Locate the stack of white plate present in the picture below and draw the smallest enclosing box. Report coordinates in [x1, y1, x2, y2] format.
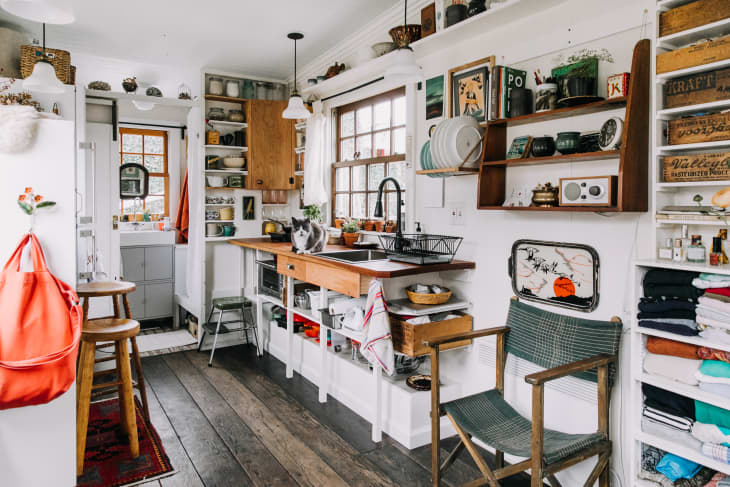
[429, 116, 484, 170]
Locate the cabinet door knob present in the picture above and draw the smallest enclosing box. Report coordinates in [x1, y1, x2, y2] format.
[256, 179, 263, 185]
[289, 177, 294, 185]
[287, 264, 294, 270]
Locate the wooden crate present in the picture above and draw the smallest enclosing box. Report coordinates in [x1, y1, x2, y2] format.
[659, 0, 730, 38]
[667, 112, 730, 145]
[663, 152, 730, 182]
[389, 311, 472, 358]
[664, 67, 730, 108]
[657, 34, 730, 74]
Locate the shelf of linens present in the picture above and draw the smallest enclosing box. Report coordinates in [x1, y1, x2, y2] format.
[635, 259, 730, 277]
[639, 372, 730, 412]
[636, 328, 730, 355]
[637, 431, 730, 476]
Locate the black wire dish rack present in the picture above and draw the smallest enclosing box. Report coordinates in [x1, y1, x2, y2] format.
[377, 234, 463, 265]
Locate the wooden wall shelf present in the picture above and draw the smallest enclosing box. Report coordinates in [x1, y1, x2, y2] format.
[415, 166, 479, 176]
[204, 94, 250, 104]
[477, 39, 649, 212]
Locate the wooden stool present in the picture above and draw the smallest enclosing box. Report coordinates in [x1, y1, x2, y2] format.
[77, 281, 150, 422]
[76, 318, 140, 476]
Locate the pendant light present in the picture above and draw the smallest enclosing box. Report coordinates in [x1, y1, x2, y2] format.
[384, 0, 424, 84]
[23, 23, 65, 93]
[0, 0, 74, 24]
[282, 32, 311, 120]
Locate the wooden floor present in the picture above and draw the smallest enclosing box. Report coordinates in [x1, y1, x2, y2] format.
[138, 345, 533, 487]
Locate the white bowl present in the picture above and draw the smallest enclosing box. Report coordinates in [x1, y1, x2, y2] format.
[223, 157, 245, 168]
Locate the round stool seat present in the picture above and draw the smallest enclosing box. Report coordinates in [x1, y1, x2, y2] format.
[82, 318, 140, 342]
[77, 281, 136, 297]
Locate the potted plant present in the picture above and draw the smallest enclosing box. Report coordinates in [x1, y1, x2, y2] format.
[303, 204, 323, 223]
[384, 220, 396, 233]
[363, 219, 375, 232]
[374, 220, 385, 232]
[341, 221, 360, 248]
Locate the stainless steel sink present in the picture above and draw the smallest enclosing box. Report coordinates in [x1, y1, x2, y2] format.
[315, 249, 388, 263]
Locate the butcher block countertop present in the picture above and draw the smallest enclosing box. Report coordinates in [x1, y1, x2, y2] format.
[227, 238, 475, 278]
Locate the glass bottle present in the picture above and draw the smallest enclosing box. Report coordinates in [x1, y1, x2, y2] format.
[680, 224, 691, 251]
[672, 238, 684, 262]
[711, 237, 724, 266]
[687, 235, 706, 264]
[658, 238, 673, 260]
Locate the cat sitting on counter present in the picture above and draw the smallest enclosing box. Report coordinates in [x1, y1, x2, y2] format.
[291, 217, 327, 255]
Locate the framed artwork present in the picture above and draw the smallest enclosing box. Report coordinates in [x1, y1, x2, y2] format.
[448, 55, 495, 121]
[421, 3, 436, 38]
[506, 136, 533, 159]
[242, 196, 255, 220]
[425, 75, 444, 120]
[508, 239, 600, 312]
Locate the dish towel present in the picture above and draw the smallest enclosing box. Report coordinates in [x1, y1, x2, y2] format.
[692, 422, 730, 445]
[360, 279, 394, 376]
[175, 170, 190, 243]
[644, 352, 701, 385]
[700, 328, 730, 345]
[702, 443, 730, 464]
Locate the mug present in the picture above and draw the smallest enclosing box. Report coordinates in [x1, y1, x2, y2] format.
[219, 206, 234, 220]
[206, 222, 222, 237]
[221, 133, 234, 146]
[222, 224, 236, 237]
[207, 175, 228, 187]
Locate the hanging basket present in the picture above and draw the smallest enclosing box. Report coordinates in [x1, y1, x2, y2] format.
[0, 105, 39, 153]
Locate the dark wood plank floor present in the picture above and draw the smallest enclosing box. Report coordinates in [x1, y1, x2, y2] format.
[139, 345, 533, 487]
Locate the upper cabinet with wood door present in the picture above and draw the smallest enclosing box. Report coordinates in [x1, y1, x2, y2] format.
[247, 100, 296, 190]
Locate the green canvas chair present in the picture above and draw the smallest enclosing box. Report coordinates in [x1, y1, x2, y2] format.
[425, 297, 622, 487]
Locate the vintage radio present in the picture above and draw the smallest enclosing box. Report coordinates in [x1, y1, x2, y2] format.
[559, 176, 617, 207]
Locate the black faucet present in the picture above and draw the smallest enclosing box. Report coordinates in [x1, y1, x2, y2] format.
[373, 177, 403, 239]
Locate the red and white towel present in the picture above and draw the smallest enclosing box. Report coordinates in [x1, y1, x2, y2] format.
[360, 279, 394, 376]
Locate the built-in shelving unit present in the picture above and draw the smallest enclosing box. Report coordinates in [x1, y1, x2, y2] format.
[85, 89, 195, 108]
[204, 144, 248, 151]
[476, 39, 649, 212]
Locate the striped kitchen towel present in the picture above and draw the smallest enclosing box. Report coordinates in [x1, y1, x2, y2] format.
[643, 405, 694, 432]
[360, 279, 394, 376]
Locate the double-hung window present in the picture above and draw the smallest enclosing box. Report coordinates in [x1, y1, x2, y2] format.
[119, 128, 169, 216]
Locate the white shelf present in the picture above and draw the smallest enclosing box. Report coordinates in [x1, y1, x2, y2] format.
[205, 236, 234, 242]
[205, 219, 234, 223]
[656, 0, 695, 9]
[657, 58, 730, 81]
[635, 326, 730, 354]
[205, 145, 248, 151]
[634, 257, 730, 275]
[637, 431, 730, 476]
[260, 294, 284, 308]
[658, 140, 730, 152]
[639, 372, 730, 411]
[205, 203, 235, 206]
[657, 99, 730, 118]
[658, 18, 730, 49]
[85, 89, 195, 108]
[261, 203, 289, 207]
[207, 120, 247, 128]
[656, 180, 730, 188]
[656, 218, 728, 226]
[204, 169, 248, 174]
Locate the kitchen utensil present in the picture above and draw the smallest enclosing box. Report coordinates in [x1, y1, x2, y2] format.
[394, 355, 426, 375]
[263, 220, 280, 235]
[234, 130, 246, 147]
[406, 285, 452, 305]
[378, 234, 463, 265]
[448, 116, 483, 166]
[508, 87, 533, 117]
[221, 133, 234, 146]
[406, 375, 431, 391]
[243, 79, 255, 99]
[218, 207, 234, 220]
[531, 136, 555, 157]
[206, 222, 222, 237]
[222, 224, 236, 237]
[205, 210, 220, 220]
[388, 25, 421, 47]
[294, 293, 310, 310]
[206, 175, 228, 187]
[222, 156, 245, 169]
[467, 0, 489, 17]
[535, 83, 558, 112]
[555, 131, 581, 154]
[578, 131, 601, 153]
[371, 41, 396, 57]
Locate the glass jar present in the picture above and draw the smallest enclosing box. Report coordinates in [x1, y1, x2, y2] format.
[243, 79, 255, 99]
[226, 80, 240, 98]
[177, 83, 192, 100]
[207, 107, 225, 121]
[228, 109, 245, 123]
[208, 77, 223, 95]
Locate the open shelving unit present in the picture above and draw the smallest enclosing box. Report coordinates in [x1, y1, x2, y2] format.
[476, 39, 650, 212]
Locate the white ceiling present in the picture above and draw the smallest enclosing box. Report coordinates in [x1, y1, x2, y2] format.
[0, 0, 399, 80]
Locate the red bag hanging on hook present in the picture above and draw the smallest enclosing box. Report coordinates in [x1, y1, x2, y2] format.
[0, 233, 82, 410]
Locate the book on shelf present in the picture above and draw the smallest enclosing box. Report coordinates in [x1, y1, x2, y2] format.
[488, 66, 527, 120]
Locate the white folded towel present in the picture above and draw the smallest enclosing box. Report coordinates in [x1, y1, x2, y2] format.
[360, 280, 394, 376]
[643, 352, 701, 386]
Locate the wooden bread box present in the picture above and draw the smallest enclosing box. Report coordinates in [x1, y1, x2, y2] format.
[664, 67, 730, 109]
[659, 0, 730, 38]
[667, 112, 730, 145]
[657, 35, 730, 74]
[389, 311, 473, 357]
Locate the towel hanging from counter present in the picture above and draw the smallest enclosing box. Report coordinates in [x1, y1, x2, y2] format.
[360, 279, 394, 376]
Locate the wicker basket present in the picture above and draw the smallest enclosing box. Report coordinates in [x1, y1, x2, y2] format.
[406, 288, 452, 305]
[20, 45, 71, 83]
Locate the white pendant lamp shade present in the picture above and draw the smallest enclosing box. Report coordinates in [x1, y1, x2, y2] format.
[0, 0, 74, 24]
[385, 47, 424, 84]
[282, 94, 310, 119]
[23, 59, 64, 93]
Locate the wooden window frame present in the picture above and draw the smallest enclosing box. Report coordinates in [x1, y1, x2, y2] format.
[119, 128, 170, 216]
[332, 88, 406, 223]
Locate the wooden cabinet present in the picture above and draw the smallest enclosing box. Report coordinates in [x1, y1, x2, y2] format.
[247, 100, 296, 190]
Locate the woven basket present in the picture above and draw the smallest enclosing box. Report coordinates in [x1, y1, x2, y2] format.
[406, 289, 452, 305]
[20, 45, 71, 83]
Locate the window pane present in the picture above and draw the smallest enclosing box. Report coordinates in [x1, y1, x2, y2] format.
[145, 155, 164, 173]
[340, 138, 354, 161]
[356, 107, 372, 134]
[122, 134, 142, 153]
[340, 111, 354, 137]
[351, 193, 366, 219]
[145, 195, 165, 214]
[393, 127, 406, 155]
[368, 193, 378, 219]
[144, 135, 164, 155]
[335, 167, 349, 191]
[387, 192, 404, 222]
[352, 165, 366, 191]
[121, 202, 135, 215]
[373, 101, 390, 130]
[335, 194, 349, 217]
[149, 176, 165, 195]
[374, 131, 390, 157]
[388, 161, 407, 190]
[122, 153, 142, 165]
[368, 163, 385, 191]
[356, 135, 372, 159]
[393, 97, 406, 126]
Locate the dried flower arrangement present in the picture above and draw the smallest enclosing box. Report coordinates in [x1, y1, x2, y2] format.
[554, 48, 614, 68]
[0, 74, 42, 112]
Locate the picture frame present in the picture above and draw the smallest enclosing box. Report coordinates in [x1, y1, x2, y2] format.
[508, 239, 600, 312]
[448, 55, 495, 121]
[425, 75, 444, 120]
[506, 136, 532, 159]
[421, 3, 436, 38]
[242, 196, 255, 220]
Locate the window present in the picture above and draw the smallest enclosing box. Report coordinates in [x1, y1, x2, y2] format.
[119, 128, 169, 216]
[333, 88, 407, 223]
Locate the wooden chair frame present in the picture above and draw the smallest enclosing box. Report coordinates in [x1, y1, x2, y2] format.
[425, 302, 620, 487]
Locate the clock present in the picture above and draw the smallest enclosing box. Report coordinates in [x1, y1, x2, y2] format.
[599, 116, 624, 151]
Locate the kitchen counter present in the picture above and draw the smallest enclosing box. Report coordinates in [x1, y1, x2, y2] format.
[227, 238, 475, 278]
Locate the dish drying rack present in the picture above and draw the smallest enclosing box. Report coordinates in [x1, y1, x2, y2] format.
[378, 234, 463, 265]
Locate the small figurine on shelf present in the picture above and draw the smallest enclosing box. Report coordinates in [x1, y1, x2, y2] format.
[122, 77, 138, 93]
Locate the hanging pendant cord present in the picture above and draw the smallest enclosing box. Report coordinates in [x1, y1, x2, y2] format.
[42, 23, 46, 55]
[294, 38, 297, 91]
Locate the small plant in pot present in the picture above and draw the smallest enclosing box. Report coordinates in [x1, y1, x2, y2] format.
[363, 220, 375, 232]
[384, 220, 396, 233]
[341, 221, 360, 248]
[374, 220, 385, 232]
[302, 204, 323, 223]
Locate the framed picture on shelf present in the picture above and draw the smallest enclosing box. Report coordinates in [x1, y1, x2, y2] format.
[242, 196, 255, 220]
[421, 3, 436, 38]
[506, 136, 533, 159]
[426, 75, 444, 120]
[448, 55, 495, 121]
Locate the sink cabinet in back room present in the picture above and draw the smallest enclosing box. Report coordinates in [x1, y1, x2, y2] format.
[247, 100, 297, 190]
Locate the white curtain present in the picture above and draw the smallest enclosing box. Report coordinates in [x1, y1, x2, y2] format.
[302, 100, 328, 208]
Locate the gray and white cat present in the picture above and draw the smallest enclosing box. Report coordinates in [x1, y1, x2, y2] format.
[291, 217, 327, 254]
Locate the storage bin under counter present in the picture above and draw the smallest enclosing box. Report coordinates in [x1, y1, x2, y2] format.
[389, 311, 473, 358]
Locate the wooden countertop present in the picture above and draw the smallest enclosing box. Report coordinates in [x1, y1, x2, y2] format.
[227, 238, 475, 278]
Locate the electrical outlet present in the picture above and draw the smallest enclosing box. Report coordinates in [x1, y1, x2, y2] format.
[449, 205, 464, 226]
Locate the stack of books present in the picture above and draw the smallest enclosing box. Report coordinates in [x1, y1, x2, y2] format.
[489, 66, 527, 120]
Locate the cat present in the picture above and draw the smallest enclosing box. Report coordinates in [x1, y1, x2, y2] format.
[291, 217, 327, 254]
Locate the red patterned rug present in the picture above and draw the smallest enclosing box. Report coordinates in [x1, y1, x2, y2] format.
[77, 397, 174, 487]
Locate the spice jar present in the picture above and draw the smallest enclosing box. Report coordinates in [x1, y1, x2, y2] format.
[228, 109, 245, 123]
[226, 80, 240, 98]
[208, 77, 223, 95]
[207, 107, 225, 121]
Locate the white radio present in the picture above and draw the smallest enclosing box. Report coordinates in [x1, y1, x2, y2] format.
[559, 176, 617, 207]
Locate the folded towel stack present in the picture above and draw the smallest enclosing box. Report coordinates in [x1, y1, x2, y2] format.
[697, 290, 730, 344]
